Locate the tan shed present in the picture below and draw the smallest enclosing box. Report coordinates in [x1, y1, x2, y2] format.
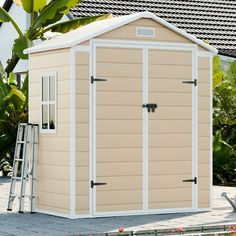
[26, 12, 217, 218]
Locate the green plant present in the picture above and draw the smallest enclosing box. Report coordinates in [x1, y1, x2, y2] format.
[213, 131, 236, 185]
[0, 62, 28, 176]
[0, 0, 111, 75]
[213, 56, 236, 185]
[0, 1, 111, 175]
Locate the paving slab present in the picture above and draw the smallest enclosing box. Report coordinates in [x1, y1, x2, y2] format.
[1, 176, 236, 235]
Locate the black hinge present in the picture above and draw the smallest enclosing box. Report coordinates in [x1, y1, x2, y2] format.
[182, 177, 197, 184]
[182, 79, 197, 86]
[91, 181, 107, 188]
[91, 76, 107, 84]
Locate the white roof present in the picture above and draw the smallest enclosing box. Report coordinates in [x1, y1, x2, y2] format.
[25, 12, 218, 54]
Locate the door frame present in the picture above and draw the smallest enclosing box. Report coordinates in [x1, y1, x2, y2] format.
[89, 39, 198, 217]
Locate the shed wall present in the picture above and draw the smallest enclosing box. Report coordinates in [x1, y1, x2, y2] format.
[29, 48, 71, 214]
[98, 18, 192, 44]
[75, 51, 90, 215]
[198, 57, 211, 208]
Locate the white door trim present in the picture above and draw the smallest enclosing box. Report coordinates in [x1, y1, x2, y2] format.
[90, 40, 198, 217]
[91, 42, 97, 216]
[192, 45, 198, 209]
[143, 47, 149, 211]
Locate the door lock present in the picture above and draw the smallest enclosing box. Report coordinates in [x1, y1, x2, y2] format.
[142, 103, 158, 113]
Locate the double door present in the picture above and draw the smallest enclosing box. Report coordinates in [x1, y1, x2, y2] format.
[91, 43, 196, 216]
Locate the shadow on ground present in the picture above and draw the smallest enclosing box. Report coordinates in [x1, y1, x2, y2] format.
[0, 176, 11, 185]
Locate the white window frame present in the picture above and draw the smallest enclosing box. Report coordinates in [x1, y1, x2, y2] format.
[40, 71, 57, 134]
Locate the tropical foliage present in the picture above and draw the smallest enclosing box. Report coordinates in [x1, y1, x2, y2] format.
[213, 56, 236, 185]
[0, 0, 111, 74]
[0, 62, 28, 176]
[0, 0, 110, 176]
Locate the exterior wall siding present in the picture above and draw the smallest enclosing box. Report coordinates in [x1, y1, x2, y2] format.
[75, 51, 90, 215]
[29, 49, 71, 214]
[98, 19, 192, 44]
[197, 57, 211, 208]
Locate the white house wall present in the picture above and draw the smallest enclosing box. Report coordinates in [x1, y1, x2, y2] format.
[0, 3, 28, 73]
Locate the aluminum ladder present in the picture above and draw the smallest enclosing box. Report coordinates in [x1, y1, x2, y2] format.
[7, 123, 39, 213]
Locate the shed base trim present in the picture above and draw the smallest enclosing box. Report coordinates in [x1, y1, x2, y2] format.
[36, 208, 211, 219]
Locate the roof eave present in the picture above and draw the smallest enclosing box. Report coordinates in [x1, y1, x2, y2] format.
[25, 12, 218, 54]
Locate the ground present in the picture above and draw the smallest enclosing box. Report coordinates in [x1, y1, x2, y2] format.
[1, 176, 236, 235]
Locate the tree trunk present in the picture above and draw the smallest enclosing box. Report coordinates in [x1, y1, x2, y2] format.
[5, 53, 19, 77]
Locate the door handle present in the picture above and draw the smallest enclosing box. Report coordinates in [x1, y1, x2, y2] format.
[91, 181, 107, 188]
[182, 177, 197, 184]
[142, 103, 158, 113]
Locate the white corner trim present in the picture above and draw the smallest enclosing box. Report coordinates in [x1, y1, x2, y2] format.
[209, 55, 213, 209]
[69, 47, 77, 218]
[89, 41, 93, 217]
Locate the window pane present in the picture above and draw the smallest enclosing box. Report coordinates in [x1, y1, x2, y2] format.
[42, 76, 48, 101]
[42, 105, 48, 129]
[49, 104, 55, 130]
[49, 76, 55, 101]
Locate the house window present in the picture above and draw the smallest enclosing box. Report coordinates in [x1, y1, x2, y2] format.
[41, 72, 57, 133]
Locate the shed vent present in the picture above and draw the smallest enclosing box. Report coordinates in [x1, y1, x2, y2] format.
[136, 27, 155, 37]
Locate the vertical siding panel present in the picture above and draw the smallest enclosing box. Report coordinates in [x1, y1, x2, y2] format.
[198, 56, 211, 208]
[76, 51, 90, 215]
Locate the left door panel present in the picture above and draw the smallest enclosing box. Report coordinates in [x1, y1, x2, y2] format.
[93, 46, 143, 214]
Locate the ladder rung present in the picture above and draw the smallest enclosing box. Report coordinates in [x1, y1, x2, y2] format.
[9, 194, 34, 199]
[11, 177, 21, 180]
[17, 141, 30, 144]
[25, 195, 35, 198]
[17, 141, 25, 144]
[14, 158, 23, 161]
[11, 176, 29, 180]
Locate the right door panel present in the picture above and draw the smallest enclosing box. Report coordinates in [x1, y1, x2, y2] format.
[148, 49, 194, 210]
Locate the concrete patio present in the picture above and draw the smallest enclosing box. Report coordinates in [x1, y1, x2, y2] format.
[1, 176, 236, 236]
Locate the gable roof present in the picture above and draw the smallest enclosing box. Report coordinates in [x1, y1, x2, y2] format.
[26, 12, 217, 54]
[70, 0, 236, 57]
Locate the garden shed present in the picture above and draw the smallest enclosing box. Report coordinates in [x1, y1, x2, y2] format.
[26, 12, 217, 219]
